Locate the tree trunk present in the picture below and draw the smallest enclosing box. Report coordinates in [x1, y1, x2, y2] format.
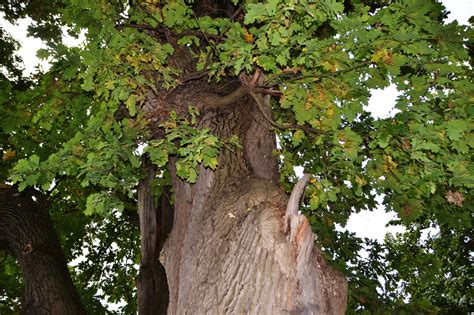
[137, 161, 173, 314]
[0, 186, 85, 315]
[141, 78, 348, 314]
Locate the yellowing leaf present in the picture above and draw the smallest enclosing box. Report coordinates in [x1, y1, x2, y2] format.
[104, 80, 116, 90]
[326, 106, 335, 117]
[2, 150, 16, 161]
[321, 60, 337, 72]
[243, 28, 254, 43]
[371, 48, 393, 64]
[355, 175, 366, 187]
[126, 94, 137, 116]
[445, 190, 464, 207]
[383, 155, 398, 173]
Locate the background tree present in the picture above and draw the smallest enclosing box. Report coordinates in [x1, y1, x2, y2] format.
[1, 0, 472, 313]
[0, 185, 85, 314]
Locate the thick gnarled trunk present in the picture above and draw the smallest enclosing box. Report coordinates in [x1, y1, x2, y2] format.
[139, 79, 347, 313]
[163, 176, 347, 314]
[0, 186, 85, 314]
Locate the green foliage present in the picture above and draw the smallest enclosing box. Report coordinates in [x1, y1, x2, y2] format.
[0, 27, 23, 79]
[70, 210, 140, 314]
[146, 109, 221, 183]
[0, 0, 472, 313]
[383, 225, 473, 313]
[0, 253, 22, 314]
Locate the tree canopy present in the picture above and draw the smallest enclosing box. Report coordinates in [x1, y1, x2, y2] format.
[0, 0, 472, 313]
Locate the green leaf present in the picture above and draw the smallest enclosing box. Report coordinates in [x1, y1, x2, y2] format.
[126, 94, 137, 116]
[118, 89, 130, 101]
[187, 167, 197, 183]
[30, 155, 40, 166]
[445, 120, 469, 141]
[244, 3, 266, 24]
[203, 156, 218, 170]
[36, 48, 50, 60]
[146, 147, 169, 167]
[85, 193, 101, 216]
[81, 77, 95, 91]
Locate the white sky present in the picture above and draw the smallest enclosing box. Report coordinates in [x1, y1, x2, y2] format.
[0, 1, 472, 244]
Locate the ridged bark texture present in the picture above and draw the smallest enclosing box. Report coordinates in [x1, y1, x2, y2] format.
[0, 186, 85, 315]
[149, 84, 348, 314]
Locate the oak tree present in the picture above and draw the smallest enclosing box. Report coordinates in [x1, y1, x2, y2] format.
[1, 0, 472, 313]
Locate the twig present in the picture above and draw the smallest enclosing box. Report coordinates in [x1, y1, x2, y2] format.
[192, 12, 218, 56]
[253, 87, 283, 96]
[230, 6, 243, 20]
[158, 5, 172, 44]
[263, 60, 370, 86]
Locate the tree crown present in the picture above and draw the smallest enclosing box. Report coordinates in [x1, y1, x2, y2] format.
[1, 0, 472, 313]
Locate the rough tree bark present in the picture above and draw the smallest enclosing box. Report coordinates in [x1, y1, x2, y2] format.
[135, 2, 348, 313]
[0, 185, 85, 315]
[138, 78, 347, 314]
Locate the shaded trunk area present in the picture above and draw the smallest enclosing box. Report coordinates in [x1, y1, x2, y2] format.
[139, 78, 348, 314]
[137, 161, 173, 314]
[0, 186, 85, 315]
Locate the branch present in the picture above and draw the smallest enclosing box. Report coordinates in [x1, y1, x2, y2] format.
[197, 69, 321, 136]
[179, 70, 210, 83]
[230, 6, 243, 20]
[250, 91, 281, 129]
[118, 23, 222, 42]
[119, 23, 157, 32]
[198, 85, 249, 110]
[249, 91, 321, 136]
[284, 174, 312, 233]
[263, 60, 371, 86]
[253, 87, 283, 96]
[174, 30, 221, 41]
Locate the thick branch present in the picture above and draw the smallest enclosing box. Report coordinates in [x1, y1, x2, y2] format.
[197, 85, 249, 110]
[194, 79, 321, 138]
[138, 161, 158, 265]
[137, 158, 170, 315]
[284, 174, 312, 233]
